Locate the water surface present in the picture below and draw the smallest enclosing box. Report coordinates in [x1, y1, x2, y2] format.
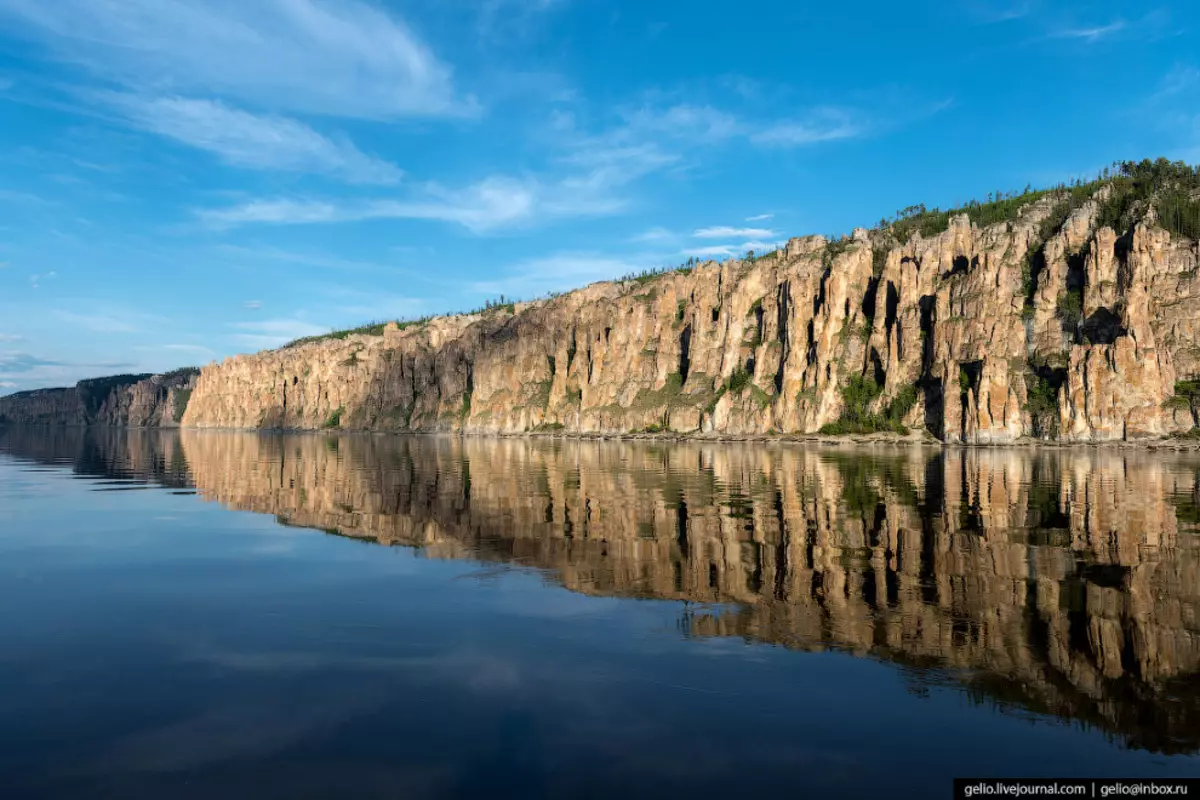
[2, 428, 1199, 798]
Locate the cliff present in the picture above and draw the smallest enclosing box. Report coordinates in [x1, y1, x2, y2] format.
[0, 369, 199, 427]
[5, 427, 1200, 752]
[4, 160, 1199, 443]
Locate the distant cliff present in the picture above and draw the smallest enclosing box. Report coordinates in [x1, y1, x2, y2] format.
[4, 160, 1200, 443]
[0, 369, 198, 427]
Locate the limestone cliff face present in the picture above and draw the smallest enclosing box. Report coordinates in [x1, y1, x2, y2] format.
[0, 370, 198, 427]
[183, 196, 1200, 442]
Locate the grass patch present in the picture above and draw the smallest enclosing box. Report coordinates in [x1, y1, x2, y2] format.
[819, 376, 917, 435]
[723, 367, 752, 394]
[172, 388, 193, 423]
[321, 407, 344, 429]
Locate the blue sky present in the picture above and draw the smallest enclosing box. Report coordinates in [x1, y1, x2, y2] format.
[0, 0, 1196, 394]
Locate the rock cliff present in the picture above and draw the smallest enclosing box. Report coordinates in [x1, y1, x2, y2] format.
[5, 161, 1199, 443]
[0, 369, 199, 427]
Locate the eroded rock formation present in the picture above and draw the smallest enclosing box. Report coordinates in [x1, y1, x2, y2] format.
[0, 370, 198, 427]
[4, 171, 1199, 443]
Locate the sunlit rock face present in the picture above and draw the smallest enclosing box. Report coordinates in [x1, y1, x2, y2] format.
[7, 426, 1200, 753]
[3, 185, 1198, 443]
[177, 201, 1199, 442]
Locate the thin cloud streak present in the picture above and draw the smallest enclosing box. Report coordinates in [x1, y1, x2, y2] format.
[693, 226, 777, 239]
[1051, 20, 1126, 41]
[0, 0, 472, 119]
[103, 94, 403, 184]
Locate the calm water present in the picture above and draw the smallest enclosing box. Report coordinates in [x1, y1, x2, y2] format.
[2, 428, 1199, 798]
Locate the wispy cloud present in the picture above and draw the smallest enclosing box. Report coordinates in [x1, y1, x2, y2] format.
[684, 245, 740, 258]
[750, 107, 866, 146]
[470, 253, 641, 297]
[963, 1, 1032, 24]
[745, 213, 774, 222]
[53, 310, 140, 333]
[230, 318, 327, 350]
[0, 380, 16, 390]
[103, 94, 403, 184]
[1051, 20, 1126, 42]
[29, 270, 56, 288]
[243, 300, 262, 310]
[693, 226, 777, 239]
[631, 227, 674, 242]
[197, 173, 622, 233]
[0, 0, 472, 119]
[0, 351, 63, 372]
[0, 333, 25, 342]
[683, 239, 782, 259]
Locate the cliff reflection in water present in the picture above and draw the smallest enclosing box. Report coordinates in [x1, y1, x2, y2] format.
[4, 426, 1200, 754]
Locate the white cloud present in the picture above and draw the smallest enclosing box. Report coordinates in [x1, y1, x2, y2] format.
[0, 333, 25, 342]
[230, 318, 327, 350]
[470, 254, 641, 298]
[1051, 20, 1126, 42]
[105, 94, 403, 184]
[631, 227, 674, 242]
[243, 300, 262, 310]
[29, 270, 57, 288]
[684, 245, 738, 258]
[693, 226, 777, 239]
[0, 380, 16, 389]
[53, 310, 139, 333]
[0, 0, 470, 119]
[745, 213, 773, 222]
[197, 173, 621, 233]
[684, 240, 782, 259]
[750, 108, 865, 146]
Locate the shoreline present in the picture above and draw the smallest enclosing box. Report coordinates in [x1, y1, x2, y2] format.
[6, 422, 1200, 450]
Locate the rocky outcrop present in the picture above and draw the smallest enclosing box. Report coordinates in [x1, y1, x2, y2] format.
[6, 427, 1200, 752]
[5, 172, 1199, 443]
[181, 189, 1200, 442]
[0, 369, 199, 427]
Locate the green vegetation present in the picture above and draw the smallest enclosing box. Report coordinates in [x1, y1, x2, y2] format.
[822, 236, 857, 269]
[160, 367, 200, 382]
[819, 376, 917, 435]
[531, 379, 553, 409]
[1166, 378, 1200, 415]
[621, 260, 697, 286]
[704, 385, 727, 416]
[748, 384, 774, 410]
[676, 300, 687, 323]
[340, 351, 361, 367]
[723, 367, 752, 394]
[533, 421, 566, 432]
[872, 159, 1200, 249]
[871, 246, 888, 277]
[321, 407, 344, 429]
[172, 388, 193, 423]
[1024, 356, 1068, 439]
[1056, 289, 1083, 329]
[1094, 159, 1200, 238]
[78, 374, 152, 415]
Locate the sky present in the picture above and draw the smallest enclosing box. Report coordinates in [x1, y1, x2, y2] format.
[0, 0, 1196, 394]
